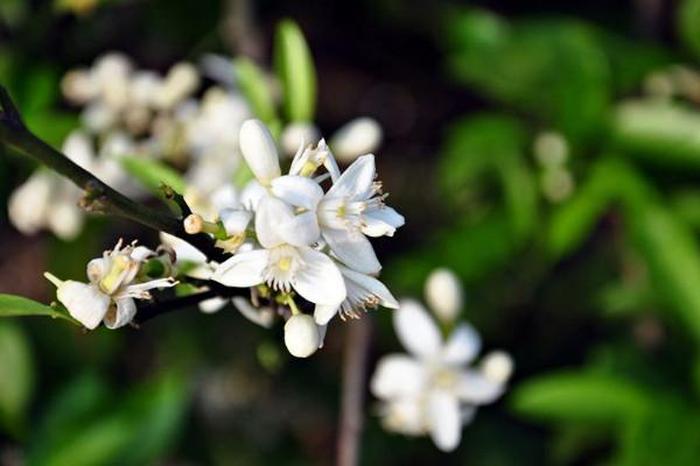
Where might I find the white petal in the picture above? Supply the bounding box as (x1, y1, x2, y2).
(393, 299, 442, 359)
(284, 314, 320, 358)
(239, 119, 281, 185)
(209, 184, 239, 211)
(232, 297, 274, 328)
(104, 297, 136, 329)
(442, 323, 481, 366)
(160, 232, 207, 265)
(62, 130, 94, 168)
(370, 354, 427, 399)
(47, 200, 84, 241)
(8, 171, 53, 235)
(326, 154, 376, 200)
(340, 266, 399, 309)
(220, 209, 252, 235)
(330, 117, 382, 162)
(240, 180, 267, 211)
(212, 249, 268, 287)
(57, 281, 110, 330)
(199, 296, 229, 314)
(314, 303, 338, 326)
(318, 323, 328, 348)
(322, 228, 381, 275)
(255, 196, 294, 249)
(427, 390, 462, 452)
(456, 369, 504, 404)
(280, 122, 320, 157)
(279, 211, 320, 247)
(294, 248, 346, 306)
(270, 175, 323, 210)
(362, 207, 405, 237)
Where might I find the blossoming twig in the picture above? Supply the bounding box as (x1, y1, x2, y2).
(0, 85, 226, 262)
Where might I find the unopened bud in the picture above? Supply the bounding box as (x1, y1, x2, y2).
(184, 214, 204, 234)
(424, 268, 463, 323)
(330, 117, 382, 162)
(280, 123, 320, 157)
(481, 351, 513, 384)
(284, 314, 320, 358)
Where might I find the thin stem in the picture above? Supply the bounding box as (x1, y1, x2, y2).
(0, 85, 227, 262)
(337, 318, 372, 466)
(134, 281, 249, 324)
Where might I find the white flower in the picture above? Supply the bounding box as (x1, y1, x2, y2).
(370, 299, 512, 452)
(314, 264, 399, 325)
(274, 153, 404, 274)
(212, 196, 346, 308)
(330, 117, 382, 163)
(424, 268, 463, 324)
(45, 240, 177, 329)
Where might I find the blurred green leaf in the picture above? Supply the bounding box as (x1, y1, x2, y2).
(121, 156, 186, 194)
(615, 403, 700, 466)
(512, 371, 651, 424)
(24, 111, 78, 149)
(0, 0, 27, 28)
(628, 202, 700, 342)
(28, 372, 188, 466)
(0, 322, 33, 436)
(387, 210, 517, 291)
(678, 0, 700, 61)
(0, 294, 77, 324)
(439, 114, 537, 239)
(274, 19, 317, 122)
(117, 372, 189, 465)
(234, 57, 279, 129)
(612, 100, 700, 170)
(446, 10, 610, 141)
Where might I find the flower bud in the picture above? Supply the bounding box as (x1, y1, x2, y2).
(330, 117, 382, 162)
(280, 122, 320, 157)
(284, 314, 320, 358)
(239, 119, 281, 185)
(156, 62, 200, 110)
(424, 268, 463, 323)
(481, 351, 513, 384)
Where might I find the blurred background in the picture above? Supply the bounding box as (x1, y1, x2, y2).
(4, 0, 700, 464)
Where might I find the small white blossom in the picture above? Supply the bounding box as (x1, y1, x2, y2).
(371, 299, 512, 452)
(45, 240, 177, 329)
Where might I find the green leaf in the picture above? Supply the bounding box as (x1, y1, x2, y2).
(445, 11, 610, 141)
(274, 19, 317, 122)
(120, 156, 186, 194)
(439, 114, 537, 240)
(512, 371, 651, 424)
(628, 202, 700, 342)
(234, 57, 279, 127)
(678, 0, 700, 61)
(0, 294, 77, 324)
(611, 100, 700, 170)
(0, 322, 34, 436)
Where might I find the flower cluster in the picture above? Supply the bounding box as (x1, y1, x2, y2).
(370, 269, 512, 452)
(9, 52, 251, 240)
(187, 119, 404, 357)
(44, 240, 177, 329)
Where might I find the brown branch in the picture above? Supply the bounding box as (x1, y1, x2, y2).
(0, 85, 227, 262)
(336, 318, 372, 466)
